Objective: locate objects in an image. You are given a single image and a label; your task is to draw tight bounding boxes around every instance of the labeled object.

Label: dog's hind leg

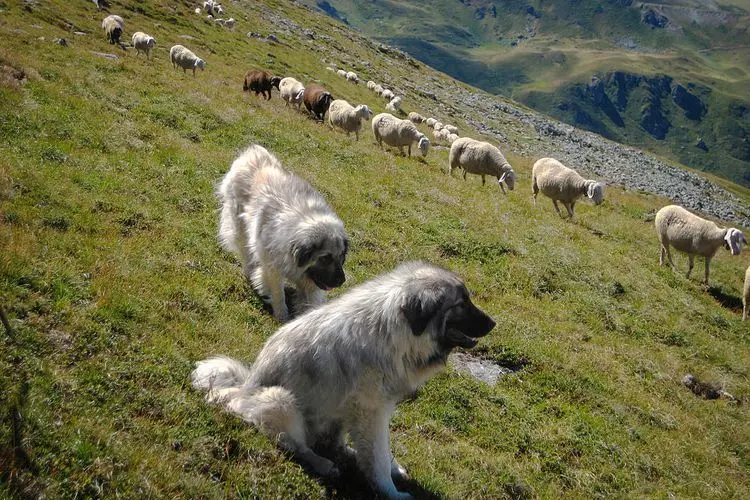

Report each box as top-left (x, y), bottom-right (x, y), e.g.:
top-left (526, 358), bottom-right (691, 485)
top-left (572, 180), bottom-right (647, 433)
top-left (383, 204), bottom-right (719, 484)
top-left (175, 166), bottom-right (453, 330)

top-left (227, 386), bottom-right (338, 477)
top-left (349, 403), bottom-right (412, 500)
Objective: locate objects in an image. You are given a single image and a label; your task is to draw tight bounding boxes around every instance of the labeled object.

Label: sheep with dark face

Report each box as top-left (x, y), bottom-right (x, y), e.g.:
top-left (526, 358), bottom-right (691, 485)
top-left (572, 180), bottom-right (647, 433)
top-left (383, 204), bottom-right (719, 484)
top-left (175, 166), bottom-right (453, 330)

top-left (303, 84), bottom-right (334, 121)
top-left (243, 70), bottom-right (281, 100)
top-left (101, 15), bottom-right (124, 45)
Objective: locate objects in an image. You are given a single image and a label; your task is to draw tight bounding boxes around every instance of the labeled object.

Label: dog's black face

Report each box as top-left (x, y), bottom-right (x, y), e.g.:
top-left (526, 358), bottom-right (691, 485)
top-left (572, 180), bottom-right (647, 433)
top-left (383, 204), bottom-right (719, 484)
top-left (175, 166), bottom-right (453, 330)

top-left (402, 276), bottom-right (495, 349)
top-left (297, 237), bottom-right (348, 291)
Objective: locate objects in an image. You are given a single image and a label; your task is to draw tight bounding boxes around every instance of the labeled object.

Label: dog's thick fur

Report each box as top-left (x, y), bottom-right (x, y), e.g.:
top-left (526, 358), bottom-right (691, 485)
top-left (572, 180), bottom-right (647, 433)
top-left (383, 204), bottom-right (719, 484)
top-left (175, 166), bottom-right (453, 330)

top-left (192, 261), bottom-right (496, 499)
top-left (217, 144), bottom-right (348, 321)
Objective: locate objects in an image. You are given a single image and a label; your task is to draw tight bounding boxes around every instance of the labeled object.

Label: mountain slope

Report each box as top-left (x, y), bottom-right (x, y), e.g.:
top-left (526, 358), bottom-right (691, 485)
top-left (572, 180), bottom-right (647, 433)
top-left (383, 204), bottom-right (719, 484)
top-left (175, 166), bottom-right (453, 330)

top-left (305, 0), bottom-right (750, 186)
top-left (1, 0), bottom-right (749, 498)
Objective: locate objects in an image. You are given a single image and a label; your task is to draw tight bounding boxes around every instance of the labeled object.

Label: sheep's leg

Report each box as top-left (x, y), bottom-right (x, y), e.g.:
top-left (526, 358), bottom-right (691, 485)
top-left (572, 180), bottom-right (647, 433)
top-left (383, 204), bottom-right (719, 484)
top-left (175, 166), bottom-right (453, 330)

top-left (566, 202), bottom-right (575, 218)
top-left (659, 245), bottom-right (666, 266)
top-left (407, 145), bottom-right (412, 157)
top-left (686, 254), bottom-right (694, 279)
top-left (481, 175), bottom-right (486, 185)
top-left (355, 131), bottom-right (359, 141)
top-left (463, 171), bottom-right (467, 181)
top-left (552, 200), bottom-right (563, 217)
top-left (743, 299), bottom-right (748, 321)
top-left (703, 256), bottom-right (711, 285)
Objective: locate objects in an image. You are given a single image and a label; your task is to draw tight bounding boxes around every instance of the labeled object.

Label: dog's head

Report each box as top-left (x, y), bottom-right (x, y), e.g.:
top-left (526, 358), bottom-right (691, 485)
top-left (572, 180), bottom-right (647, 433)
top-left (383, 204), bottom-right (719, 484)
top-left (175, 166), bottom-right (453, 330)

top-left (401, 264), bottom-right (495, 350)
top-left (293, 221), bottom-right (348, 291)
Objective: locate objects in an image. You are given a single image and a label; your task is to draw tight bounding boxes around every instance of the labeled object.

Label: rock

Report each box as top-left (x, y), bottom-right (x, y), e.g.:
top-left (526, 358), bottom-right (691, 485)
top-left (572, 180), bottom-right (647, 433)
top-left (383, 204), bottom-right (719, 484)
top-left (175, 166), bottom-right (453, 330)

top-left (266, 34), bottom-right (279, 43)
top-left (696, 137), bottom-right (708, 151)
top-left (642, 8), bottom-right (669, 28)
top-left (672, 84), bottom-right (706, 120)
top-left (54, 38), bottom-right (68, 46)
top-left (90, 51), bottom-right (118, 60)
top-left (73, 31), bottom-right (86, 36)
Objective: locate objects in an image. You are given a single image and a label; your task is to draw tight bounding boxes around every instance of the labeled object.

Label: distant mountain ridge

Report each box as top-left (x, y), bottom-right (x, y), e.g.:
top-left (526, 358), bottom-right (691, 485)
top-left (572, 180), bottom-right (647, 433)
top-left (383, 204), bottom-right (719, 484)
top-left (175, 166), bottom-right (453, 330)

top-left (303, 0), bottom-right (750, 186)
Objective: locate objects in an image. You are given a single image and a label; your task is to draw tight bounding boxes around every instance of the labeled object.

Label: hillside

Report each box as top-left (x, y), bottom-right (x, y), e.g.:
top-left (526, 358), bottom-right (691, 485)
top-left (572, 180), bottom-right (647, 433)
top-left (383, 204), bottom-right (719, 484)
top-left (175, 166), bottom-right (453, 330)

top-left (1, 0), bottom-right (750, 498)
top-left (304, 0), bottom-right (750, 187)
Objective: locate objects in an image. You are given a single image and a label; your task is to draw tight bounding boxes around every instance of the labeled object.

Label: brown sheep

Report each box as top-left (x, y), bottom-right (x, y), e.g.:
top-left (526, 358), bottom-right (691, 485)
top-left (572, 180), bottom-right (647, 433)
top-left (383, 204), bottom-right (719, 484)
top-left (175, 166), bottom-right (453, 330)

top-left (303, 84), bottom-right (333, 121)
top-left (243, 70), bottom-right (281, 100)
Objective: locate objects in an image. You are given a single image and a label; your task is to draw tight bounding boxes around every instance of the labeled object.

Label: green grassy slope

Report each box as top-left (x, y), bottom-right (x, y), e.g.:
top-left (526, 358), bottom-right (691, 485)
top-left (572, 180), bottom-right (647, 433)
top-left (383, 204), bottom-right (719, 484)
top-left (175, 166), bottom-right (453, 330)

top-left (304, 0), bottom-right (750, 186)
top-left (1, 0), bottom-right (749, 498)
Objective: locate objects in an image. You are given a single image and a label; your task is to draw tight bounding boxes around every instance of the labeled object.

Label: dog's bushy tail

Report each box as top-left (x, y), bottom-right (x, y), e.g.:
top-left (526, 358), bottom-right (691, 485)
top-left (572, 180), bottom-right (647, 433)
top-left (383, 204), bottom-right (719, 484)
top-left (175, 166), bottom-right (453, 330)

top-left (191, 356), bottom-right (253, 404)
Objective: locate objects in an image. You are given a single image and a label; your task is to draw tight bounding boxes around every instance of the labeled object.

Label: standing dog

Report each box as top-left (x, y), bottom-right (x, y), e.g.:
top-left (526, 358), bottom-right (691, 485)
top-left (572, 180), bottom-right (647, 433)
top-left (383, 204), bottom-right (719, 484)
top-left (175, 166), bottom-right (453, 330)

top-left (217, 145), bottom-right (348, 321)
top-left (192, 261), bottom-right (496, 499)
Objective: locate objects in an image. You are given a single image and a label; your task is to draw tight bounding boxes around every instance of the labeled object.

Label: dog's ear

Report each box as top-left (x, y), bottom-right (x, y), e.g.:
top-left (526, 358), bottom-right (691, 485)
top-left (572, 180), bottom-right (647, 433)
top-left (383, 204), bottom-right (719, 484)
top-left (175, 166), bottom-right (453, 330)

top-left (402, 285), bottom-right (442, 336)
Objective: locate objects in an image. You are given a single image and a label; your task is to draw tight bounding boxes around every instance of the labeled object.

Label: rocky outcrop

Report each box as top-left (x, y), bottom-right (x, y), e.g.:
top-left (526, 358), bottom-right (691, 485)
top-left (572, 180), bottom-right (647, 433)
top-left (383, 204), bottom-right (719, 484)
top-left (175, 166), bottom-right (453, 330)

top-left (642, 8), bottom-right (669, 28)
top-left (672, 84), bottom-right (706, 120)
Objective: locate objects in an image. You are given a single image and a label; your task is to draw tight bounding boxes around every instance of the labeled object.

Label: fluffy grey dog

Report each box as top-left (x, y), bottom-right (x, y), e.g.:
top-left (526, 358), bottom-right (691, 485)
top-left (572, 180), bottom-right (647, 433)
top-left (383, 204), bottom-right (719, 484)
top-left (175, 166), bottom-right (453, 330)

top-left (217, 144), bottom-right (348, 321)
top-left (192, 261), bottom-right (496, 499)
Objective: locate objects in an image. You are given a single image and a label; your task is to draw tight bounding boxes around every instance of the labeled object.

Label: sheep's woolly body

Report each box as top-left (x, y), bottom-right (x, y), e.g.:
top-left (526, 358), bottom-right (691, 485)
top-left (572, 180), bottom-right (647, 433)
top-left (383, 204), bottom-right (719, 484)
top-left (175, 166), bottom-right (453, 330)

top-left (373, 84), bottom-right (384, 95)
top-left (444, 124), bottom-right (458, 134)
top-left (385, 96), bottom-right (401, 112)
top-left (654, 204), bottom-right (745, 284)
top-left (448, 137), bottom-right (515, 192)
top-left (366, 80), bottom-right (376, 91)
top-left (279, 77), bottom-right (305, 108)
top-left (425, 118), bottom-right (437, 128)
top-left (345, 71), bottom-right (359, 83)
top-left (408, 112), bottom-right (424, 124)
top-left (327, 99), bottom-right (373, 141)
top-left (336, 69), bottom-right (347, 77)
top-left (744, 266), bottom-right (750, 321)
top-left (372, 113), bottom-right (430, 157)
top-left (101, 15), bottom-right (124, 44)
top-left (531, 157), bottom-right (604, 218)
top-left (382, 89), bottom-right (395, 101)
top-left (169, 45), bottom-right (205, 76)
top-left (131, 32), bottom-right (155, 59)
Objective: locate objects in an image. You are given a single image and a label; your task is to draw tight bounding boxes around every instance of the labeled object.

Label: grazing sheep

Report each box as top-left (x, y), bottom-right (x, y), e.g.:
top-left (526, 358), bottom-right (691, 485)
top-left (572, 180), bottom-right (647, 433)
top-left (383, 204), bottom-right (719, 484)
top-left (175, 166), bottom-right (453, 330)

top-left (224, 18), bottom-right (235, 29)
top-left (433, 121), bottom-right (444, 131)
top-left (279, 77), bottom-right (305, 109)
top-left (325, 66), bottom-right (335, 72)
top-left (373, 84), bottom-right (384, 95)
top-left (654, 204), bottom-right (746, 285)
top-left (169, 45), bottom-right (206, 77)
top-left (425, 117), bottom-right (437, 128)
top-left (131, 32), bottom-right (155, 59)
top-left (328, 99), bottom-right (373, 141)
top-left (408, 112), bottom-right (425, 124)
top-left (382, 89), bottom-right (395, 101)
top-left (366, 80), bottom-right (376, 91)
top-left (101, 14), bottom-right (124, 45)
top-left (432, 127), bottom-right (451, 144)
top-left (243, 70), bottom-right (281, 100)
top-left (372, 113), bottom-right (430, 157)
top-left (531, 158), bottom-right (605, 218)
top-left (744, 266), bottom-right (750, 320)
top-left (336, 69), bottom-right (347, 78)
top-left (444, 124), bottom-right (458, 134)
top-left (345, 71), bottom-right (359, 83)
top-left (214, 4), bottom-right (224, 15)
top-left (215, 18), bottom-right (225, 25)
top-left (447, 133), bottom-right (459, 144)
top-left (303, 84), bottom-right (334, 121)
top-left (385, 96), bottom-right (402, 112)
top-left (449, 137), bottom-right (515, 193)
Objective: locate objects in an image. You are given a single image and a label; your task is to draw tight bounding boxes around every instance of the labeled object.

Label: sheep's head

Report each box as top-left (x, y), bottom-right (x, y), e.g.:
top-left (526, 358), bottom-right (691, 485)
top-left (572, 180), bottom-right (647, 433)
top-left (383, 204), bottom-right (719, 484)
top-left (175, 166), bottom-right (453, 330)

top-left (356, 105), bottom-right (373, 120)
top-left (147, 37), bottom-right (155, 47)
top-left (319, 92), bottom-right (333, 112)
top-left (195, 59), bottom-right (206, 70)
top-left (724, 228), bottom-right (746, 255)
top-left (270, 76), bottom-right (282, 90)
top-left (586, 181), bottom-right (606, 205)
top-left (497, 166), bottom-right (515, 193)
top-left (418, 136), bottom-right (431, 157)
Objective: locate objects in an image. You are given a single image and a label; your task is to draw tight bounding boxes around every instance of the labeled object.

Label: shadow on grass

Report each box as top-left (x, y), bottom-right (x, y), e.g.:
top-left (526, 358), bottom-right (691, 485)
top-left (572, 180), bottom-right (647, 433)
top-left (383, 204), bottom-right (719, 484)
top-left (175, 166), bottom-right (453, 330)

top-left (708, 285), bottom-right (743, 313)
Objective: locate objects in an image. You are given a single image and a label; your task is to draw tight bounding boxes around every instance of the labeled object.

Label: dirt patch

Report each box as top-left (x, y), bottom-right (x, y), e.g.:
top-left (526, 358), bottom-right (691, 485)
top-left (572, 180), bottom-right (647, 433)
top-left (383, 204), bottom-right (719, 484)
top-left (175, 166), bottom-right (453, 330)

top-left (0, 64), bottom-right (28, 89)
top-left (449, 352), bottom-right (520, 386)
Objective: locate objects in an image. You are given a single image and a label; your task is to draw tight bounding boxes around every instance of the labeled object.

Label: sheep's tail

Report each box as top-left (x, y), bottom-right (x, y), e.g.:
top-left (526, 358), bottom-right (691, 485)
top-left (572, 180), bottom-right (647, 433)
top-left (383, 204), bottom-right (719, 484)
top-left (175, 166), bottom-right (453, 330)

top-left (192, 356), bottom-right (253, 404)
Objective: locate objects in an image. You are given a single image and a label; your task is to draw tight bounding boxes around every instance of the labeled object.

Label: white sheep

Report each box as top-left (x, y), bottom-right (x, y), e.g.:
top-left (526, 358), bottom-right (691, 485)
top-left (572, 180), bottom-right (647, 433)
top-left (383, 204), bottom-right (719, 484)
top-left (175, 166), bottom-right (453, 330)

top-left (336, 69), bottom-right (347, 78)
top-left (744, 265), bottom-right (750, 320)
top-left (366, 80), bottom-right (376, 91)
top-left (131, 32), bottom-right (155, 60)
top-left (194, 7), bottom-right (201, 14)
top-left (328, 99), bottom-right (373, 141)
top-left (345, 71), bottom-right (359, 83)
top-left (448, 137), bottom-right (515, 193)
top-left (373, 84), bottom-right (384, 95)
top-left (225, 18), bottom-right (235, 29)
top-left (382, 89), bottom-right (395, 101)
top-left (372, 112), bottom-right (430, 157)
top-left (215, 18), bottom-right (225, 25)
top-left (432, 127), bottom-right (450, 144)
top-left (279, 77), bottom-right (305, 109)
top-left (447, 133), bottom-right (459, 144)
top-left (325, 66), bottom-right (335, 72)
top-left (425, 117), bottom-right (437, 128)
top-left (433, 121), bottom-right (444, 131)
top-left (408, 112), bottom-right (424, 123)
top-left (385, 96), bottom-right (402, 112)
top-left (101, 14), bottom-right (124, 45)
top-left (654, 204), bottom-right (745, 285)
top-left (531, 158), bottom-right (605, 218)
top-left (169, 45), bottom-right (206, 77)
top-left (214, 4), bottom-right (224, 15)
top-left (444, 124), bottom-right (458, 134)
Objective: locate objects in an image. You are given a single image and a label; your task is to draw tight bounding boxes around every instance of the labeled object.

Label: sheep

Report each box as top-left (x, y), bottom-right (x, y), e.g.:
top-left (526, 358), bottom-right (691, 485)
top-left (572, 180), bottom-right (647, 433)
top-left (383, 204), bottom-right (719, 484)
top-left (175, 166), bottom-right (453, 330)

top-left (444, 124), bottom-right (458, 134)
top-left (366, 80), bottom-right (376, 91)
top-left (382, 89), bottom-right (395, 101)
top-left (345, 71), bottom-right (359, 83)
top-left (279, 77), bottom-right (305, 109)
top-left (744, 266), bottom-right (750, 320)
top-left (448, 137), bottom-right (515, 193)
top-left (373, 84), bottom-right (384, 95)
top-left (408, 112), bottom-right (425, 124)
top-left (224, 18), bottom-right (235, 29)
top-left (433, 121), bottom-right (444, 131)
top-left (325, 66), bottom-right (336, 72)
top-left (432, 127), bottom-right (450, 144)
top-left (243, 70), bottom-right (281, 100)
top-left (425, 117), bottom-right (437, 128)
top-left (336, 69), bottom-right (347, 78)
top-left (194, 7), bottom-right (201, 14)
top-left (169, 45), bottom-right (206, 77)
top-left (327, 99), bottom-right (373, 141)
top-left (303, 83), bottom-right (334, 121)
top-left (214, 4), bottom-right (224, 15)
top-left (215, 18), bottom-right (225, 26)
top-left (372, 112), bottom-right (430, 157)
top-left (131, 32), bottom-right (155, 60)
top-left (654, 204), bottom-right (746, 285)
top-left (531, 158), bottom-right (605, 218)
top-left (447, 133), bottom-right (459, 144)
top-left (385, 96), bottom-right (402, 112)
top-left (101, 14), bottom-right (124, 45)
